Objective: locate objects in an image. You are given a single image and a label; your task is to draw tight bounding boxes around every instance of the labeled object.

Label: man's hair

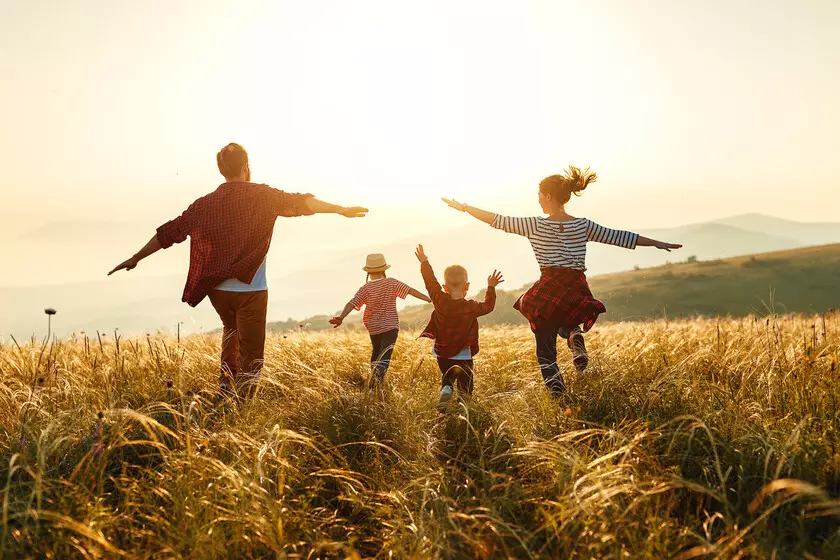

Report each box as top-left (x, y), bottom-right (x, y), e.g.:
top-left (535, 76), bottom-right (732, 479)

top-left (444, 265), bottom-right (469, 289)
top-left (217, 143), bottom-right (249, 179)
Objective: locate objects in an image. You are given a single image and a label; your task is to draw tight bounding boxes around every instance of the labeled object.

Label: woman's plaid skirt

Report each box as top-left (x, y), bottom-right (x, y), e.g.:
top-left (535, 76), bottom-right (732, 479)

top-left (514, 266), bottom-right (606, 333)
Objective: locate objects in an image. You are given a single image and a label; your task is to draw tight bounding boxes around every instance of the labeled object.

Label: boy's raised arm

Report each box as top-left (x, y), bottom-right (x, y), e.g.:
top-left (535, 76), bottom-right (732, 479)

top-left (415, 244), bottom-right (445, 306)
top-left (467, 270), bottom-right (503, 316)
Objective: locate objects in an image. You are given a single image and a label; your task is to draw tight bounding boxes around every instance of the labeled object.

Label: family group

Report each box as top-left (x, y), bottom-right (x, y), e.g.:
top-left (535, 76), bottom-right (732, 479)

top-left (110, 143), bottom-right (681, 409)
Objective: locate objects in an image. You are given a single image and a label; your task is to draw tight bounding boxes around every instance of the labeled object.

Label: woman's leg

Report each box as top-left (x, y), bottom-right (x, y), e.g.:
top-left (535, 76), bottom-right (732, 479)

top-left (565, 326), bottom-right (588, 372)
top-left (534, 326), bottom-right (566, 395)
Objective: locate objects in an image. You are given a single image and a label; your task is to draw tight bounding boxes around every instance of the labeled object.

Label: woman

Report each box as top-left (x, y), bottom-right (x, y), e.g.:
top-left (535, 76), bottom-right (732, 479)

top-left (442, 166), bottom-right (681, 395)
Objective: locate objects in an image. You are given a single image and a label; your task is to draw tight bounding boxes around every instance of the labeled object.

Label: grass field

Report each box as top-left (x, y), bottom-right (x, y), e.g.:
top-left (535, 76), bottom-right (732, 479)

top-left (2, 315), bottom-right (840, 558)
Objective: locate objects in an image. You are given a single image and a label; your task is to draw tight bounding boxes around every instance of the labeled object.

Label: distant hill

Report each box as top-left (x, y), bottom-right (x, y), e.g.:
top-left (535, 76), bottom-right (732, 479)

top-left (6, 213), bottom-right (840, 339)
top-left (272, 243), bottom-right (840, 332)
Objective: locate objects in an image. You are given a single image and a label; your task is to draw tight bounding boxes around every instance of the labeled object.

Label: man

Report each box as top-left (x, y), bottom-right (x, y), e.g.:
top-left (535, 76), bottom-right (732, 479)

top-left (109, 143), bottom-right (367, 397)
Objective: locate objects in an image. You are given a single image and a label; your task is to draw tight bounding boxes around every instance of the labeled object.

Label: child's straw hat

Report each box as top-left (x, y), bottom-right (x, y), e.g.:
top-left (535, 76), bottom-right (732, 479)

top-left (362, 253), bottom-right (391, 273)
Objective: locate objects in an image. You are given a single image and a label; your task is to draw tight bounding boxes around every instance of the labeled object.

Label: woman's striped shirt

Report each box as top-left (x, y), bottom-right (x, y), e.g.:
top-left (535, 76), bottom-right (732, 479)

top-left (349, 277), bottom-right (411, 335)
top-left (491, 215), bottom-right (638, 271)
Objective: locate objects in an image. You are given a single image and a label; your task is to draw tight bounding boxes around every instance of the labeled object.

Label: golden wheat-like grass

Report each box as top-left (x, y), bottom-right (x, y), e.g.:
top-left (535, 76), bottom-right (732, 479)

top-left (1, 315), bottom-right (839, 558)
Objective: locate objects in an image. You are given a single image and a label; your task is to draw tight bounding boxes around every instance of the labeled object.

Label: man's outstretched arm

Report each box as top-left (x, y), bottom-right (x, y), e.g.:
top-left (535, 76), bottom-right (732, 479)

top-left (108, 234), bottom-right (162, 275)
top-left (306, 197), bottom-right (368, 217)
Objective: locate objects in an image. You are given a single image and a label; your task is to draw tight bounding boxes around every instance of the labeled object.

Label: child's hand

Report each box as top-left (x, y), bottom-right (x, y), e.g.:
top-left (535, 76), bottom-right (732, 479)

top-left (441, 197), bottom-right (467, 212)
top-left (415, 244), bottom-right (429, 263)
top-left (655, 241), bottom-right (682, 252)
top-left (487, 270), bottom-right (505, 287)
top-left (329, 316), bottom-right (343, 328)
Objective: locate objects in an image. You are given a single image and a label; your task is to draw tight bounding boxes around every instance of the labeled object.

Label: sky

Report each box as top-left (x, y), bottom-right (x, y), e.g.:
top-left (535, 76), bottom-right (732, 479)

top-left (1, 0), bottom-right (839, 276)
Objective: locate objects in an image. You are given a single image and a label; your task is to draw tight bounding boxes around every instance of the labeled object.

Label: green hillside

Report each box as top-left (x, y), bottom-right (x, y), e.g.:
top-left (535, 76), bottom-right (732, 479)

top-left (269, 243), bottom-right (840, 332)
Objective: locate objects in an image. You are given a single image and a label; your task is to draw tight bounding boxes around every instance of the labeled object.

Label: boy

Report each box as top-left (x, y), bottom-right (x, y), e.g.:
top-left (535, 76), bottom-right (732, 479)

top-left (414, 244), bottom-right (504, 412)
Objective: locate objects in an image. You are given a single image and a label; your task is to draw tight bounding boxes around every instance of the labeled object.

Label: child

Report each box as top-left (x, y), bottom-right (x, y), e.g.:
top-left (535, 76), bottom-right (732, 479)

top-left (442, 166), bottom-right (681, 395)
top-left (414, 244), bottom-right (504, 412)
top-left (330, 253), bottom-right (431, 387)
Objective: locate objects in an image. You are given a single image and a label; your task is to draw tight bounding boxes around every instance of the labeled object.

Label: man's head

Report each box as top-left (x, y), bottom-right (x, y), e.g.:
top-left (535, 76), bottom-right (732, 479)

top-left (216, 143), bottom-right (250, 181)
top-left (443, 264), bottom-right (470, 299)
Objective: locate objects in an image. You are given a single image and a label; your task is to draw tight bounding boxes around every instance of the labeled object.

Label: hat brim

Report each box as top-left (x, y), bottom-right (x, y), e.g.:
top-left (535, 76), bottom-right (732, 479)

top-left (362, 264), bottom-right (391, 272)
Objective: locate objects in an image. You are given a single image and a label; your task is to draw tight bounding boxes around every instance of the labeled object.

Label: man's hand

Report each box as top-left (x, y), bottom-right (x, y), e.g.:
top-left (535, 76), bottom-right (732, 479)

top-left (487, 270), bottom-right (505, 287)
top-left (441, 197), bottom-right (467, 212)
top-left (108, 256), bottom-right (139, 275)
top-left (415, 244), bottom-right (429, 263)
top-left (329, 316), bottom-right (343, 328)
top-left (655, 241), bottom-right (682, 252)
top-left (338, 206), bottom-right (369, 218)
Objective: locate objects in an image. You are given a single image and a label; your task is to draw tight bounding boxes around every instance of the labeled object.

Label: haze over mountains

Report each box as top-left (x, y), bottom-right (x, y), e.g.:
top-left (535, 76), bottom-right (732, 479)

top-left (2, 213), bottom-right (840, 339)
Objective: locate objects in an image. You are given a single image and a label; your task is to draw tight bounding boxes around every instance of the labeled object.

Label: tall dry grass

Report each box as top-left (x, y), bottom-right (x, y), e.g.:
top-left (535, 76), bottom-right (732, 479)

top-left (1, 314), bottom-right (839, 558)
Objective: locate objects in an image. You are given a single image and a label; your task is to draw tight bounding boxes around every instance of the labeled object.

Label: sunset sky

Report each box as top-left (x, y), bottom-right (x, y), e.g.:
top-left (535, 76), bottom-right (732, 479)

top-left (2, 0), bottom-right (839, 262)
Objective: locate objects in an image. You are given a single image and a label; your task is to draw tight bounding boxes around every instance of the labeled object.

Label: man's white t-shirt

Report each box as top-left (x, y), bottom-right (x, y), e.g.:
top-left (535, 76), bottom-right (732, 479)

top-left (215, 257), bottom-right (268, 292)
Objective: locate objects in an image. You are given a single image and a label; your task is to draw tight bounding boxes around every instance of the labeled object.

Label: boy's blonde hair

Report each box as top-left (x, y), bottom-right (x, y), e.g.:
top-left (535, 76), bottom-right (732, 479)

top-left (444, 265), bottom-right (468, 289)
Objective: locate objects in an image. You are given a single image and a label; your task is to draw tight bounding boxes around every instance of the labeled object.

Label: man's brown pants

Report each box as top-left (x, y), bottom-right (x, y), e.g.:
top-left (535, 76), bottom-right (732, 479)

top-left (208, 289), bottom-right (268, 398)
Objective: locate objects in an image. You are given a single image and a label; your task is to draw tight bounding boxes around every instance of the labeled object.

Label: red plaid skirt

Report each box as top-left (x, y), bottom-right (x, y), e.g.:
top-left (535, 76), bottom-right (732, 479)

top-left (514, 267), bottom-right (606, 333)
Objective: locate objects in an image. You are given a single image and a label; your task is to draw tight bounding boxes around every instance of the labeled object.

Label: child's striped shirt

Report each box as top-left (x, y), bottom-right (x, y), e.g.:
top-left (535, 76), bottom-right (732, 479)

top-left (349, 278), bottom-right (411, 335)
top-left (491, 215), bottom-right (638, 271)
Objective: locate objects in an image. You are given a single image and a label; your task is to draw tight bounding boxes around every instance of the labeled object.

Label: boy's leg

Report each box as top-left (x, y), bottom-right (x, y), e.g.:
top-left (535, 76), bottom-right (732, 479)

top-left (446, 360), bottom-right (474, 396)
top-left (534, 326), bottom-right (566, 395)
top-left (235, 290), bottom-right (268, 399)
top-left (436, 357), bottom-right (455, 412)
top-left (208, 290), bottom-right (239, 391)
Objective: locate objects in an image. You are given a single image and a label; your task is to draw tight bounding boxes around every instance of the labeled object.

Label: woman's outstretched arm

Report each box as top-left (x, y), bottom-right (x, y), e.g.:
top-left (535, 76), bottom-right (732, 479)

top-left (441, 198), bottom-right (495, 224)
top-left (637, 236), bottom-right (682, 252)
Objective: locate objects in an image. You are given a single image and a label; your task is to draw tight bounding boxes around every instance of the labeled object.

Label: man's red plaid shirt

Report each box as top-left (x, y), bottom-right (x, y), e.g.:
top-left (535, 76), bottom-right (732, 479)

top-left (156, 182), bottom-right (314, 307)
top-left (419, 261), bottom-right (496, 359)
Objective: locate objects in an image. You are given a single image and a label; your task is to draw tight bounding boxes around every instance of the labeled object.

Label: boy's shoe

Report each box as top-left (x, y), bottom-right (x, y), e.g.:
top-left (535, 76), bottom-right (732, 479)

top-left (436, 385), bottom-right (454, 413)
top-left (568, 330), bottom-right (588, 371)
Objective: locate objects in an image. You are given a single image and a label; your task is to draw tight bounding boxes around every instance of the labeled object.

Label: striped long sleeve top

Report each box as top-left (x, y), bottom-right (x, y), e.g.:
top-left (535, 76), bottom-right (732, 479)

top-left (491, 215), bottom-right (638, 271)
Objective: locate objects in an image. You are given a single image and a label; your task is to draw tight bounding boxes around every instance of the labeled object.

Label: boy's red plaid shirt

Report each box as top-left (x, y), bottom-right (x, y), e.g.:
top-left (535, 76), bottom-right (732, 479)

top-left (156, 182), bottom-right (314, 306)
top-left (419, 261), bottom-right (496, 359)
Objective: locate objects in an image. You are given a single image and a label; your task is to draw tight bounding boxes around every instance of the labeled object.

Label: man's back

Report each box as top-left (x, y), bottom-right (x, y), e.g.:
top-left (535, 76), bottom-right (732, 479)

top-left (156, 182), bottom-right (314, 306)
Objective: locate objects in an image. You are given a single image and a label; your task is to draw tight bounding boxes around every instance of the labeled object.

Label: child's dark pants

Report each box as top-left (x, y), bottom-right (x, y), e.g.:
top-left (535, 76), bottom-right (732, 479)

top-left (369, 329), bottom-right (399, 385)
top-left (533, 324), bottom-right (575, 394)
top-left (437, 358), bottom-right (474, 395)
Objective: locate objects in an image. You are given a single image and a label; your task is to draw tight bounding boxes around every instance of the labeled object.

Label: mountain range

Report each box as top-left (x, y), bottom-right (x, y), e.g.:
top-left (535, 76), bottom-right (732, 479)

top-left (2, 213), bottom-right (840, 339)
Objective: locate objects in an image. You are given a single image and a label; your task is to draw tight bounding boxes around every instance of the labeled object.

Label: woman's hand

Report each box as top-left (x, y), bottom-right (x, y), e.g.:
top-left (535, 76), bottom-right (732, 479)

top-left (487, 270), bottom-right (505, 287)
top-left (441, 198), bottom-right (467, 212)
top-left (329, 316), bottom-right (343, 328)
top-left (655, 241), bottom-right (683, 252)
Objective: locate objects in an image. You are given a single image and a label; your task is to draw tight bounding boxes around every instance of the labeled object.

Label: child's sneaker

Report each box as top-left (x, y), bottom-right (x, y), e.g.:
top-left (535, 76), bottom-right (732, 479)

top-left (436, 385), bottom-right (453, 413)
top-left (568, 329), bottom-right (588, 371)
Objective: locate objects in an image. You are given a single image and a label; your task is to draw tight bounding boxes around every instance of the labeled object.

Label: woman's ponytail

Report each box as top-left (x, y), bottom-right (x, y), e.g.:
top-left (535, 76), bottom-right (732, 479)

top-left (539, 166), bottom-right (598, 204)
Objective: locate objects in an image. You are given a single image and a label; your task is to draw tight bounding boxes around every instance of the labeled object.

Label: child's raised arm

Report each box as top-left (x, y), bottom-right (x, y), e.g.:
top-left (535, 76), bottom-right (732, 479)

top-left (415, 244), bottom-right (445, 307)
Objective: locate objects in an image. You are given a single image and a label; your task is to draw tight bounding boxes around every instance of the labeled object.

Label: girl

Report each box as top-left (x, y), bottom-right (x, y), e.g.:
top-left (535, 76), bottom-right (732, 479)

top-left (330, 253), bottom-right (431, 387)
top-left (442, 166), bottom-right (681, 395)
